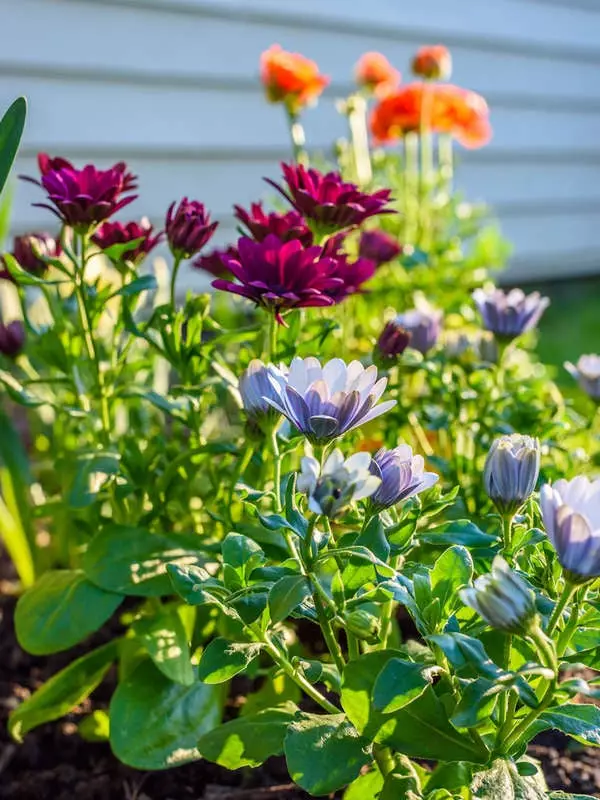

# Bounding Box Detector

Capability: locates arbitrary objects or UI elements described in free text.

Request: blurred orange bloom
[354,52,401,95]
[260,44,329,114]
[412,45,452,81]
[370,82,491,149]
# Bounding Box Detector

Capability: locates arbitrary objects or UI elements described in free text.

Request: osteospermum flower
[395,302,442,356]
[266,163,394,234]
[234,202,312,246]
[193,246,237,279]
[354,52,401,95]
[369,445,438,511]
[0,320,25,358]
[484,434,540,517]
[1,232,60,281]
[165,199,218,260]
[212,235,347,324]
[412,45,452,81]
[260,44,329,115]
[321,236,376,301]
[564,355,600,402]
[238,359,286,424]
[266,356,396,443]
[23,153,138,230]
[297,448,381,518]
[359,230,402,267]
[472,287,550,340]
[92,218,163,266]
[376,320,411,363]
[540,477,600,582]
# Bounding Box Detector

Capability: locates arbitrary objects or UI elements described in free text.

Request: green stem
[227,444,254,524]
[556,590,583,657]
[547,582,577,637]
[347,632,361,660]
[373,744,396,778]
[438,133,454,197]
[346,93,372,186]
[502,514,514,557]
[403,132,419,246]
[286,109,308,165]
[380,554,401,648]
[270,426,282,513]
[170,253,183,309]
[497,633,513,729]
[418,81,434,249]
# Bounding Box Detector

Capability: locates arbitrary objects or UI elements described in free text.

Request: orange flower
[412,45,452,81]
[260,44,329,114]
[369,82,491,149]
[354,52,401,95]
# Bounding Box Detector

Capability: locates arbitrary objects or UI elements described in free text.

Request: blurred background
[2,0,600,368]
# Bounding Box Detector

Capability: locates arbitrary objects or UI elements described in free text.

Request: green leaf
[470,759,546,800]
[221,532,265,586]
[198,703,297,768]
[256,510,300,534]
[343,770,384,800]
[68,452,120,508]
[110,660,223,769]
[525,703,600,748]
[102,239,145,263]
[197,637,261,684]
[1,252,68,286]
[549,794,599,800]
[241,670,301,717]
[372,658,431,713]
[15,570,123,655]
[132,607,194,686]
[323,545,395,577]
[8,640,118,742]
[341,651,489,763]
[83,525,208,597]
[420,519,498,547]
[430,545,473,617]
[451,678,501,728]
[0,97,26,196]
[269,575,312,623]
[284,713,371,796]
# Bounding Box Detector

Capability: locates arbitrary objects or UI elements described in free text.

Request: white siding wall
[3,0,600,285]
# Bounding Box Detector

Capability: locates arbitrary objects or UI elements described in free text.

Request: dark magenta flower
[234,202,312,245]
[212,234,345,324]
[23,153,138,230]
[266,163,395,233]
[92,218,163,266]
[0,320,25,358]
[193,246,236,279]
[165,198,218,260]
[376,320,411,362]
[1,232,60,281]
[359,229,401,267]
[322,234,376,300]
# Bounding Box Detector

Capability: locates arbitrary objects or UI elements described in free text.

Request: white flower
[238,359,286,420]
[460,556,536,633]
[564,354,600,401]
[297,448,381,518]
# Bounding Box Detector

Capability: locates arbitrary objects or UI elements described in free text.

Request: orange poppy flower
[412,45,452,81]
[260,44,329,114]
[354,52,401,95]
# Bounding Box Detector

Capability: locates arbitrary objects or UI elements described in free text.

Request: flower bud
[344,608,381,643]
[0,321,25,358]
[376,320,411,363]
[460,556,536,634]
[1,232,60,280]
[359,230,402,268]
[355,52,401,95]
[484,434,540,516]
[297,449,381,519]
[165,198,218,260]
[395,302,442,356]
[412,45,452,81]
[564,355,600,403]
[238,359,286,427]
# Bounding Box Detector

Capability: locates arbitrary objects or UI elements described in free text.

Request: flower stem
[497,632,512,729]
[403,132,419,245]
[502,513,514,557]
[269,425,283,513]
[170,253,183,309]
[547,581,577,637]
[418,82,434,249]
[286,110,308,165]
[373,744,396,777]
[438,133,454,197]
[346,93,373,186]
[380,554,401,648]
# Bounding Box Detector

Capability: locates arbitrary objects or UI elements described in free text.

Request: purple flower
[165,198,218,260]
[265,356,396,443]
[0,320,25,358]
[234,202,312,246]
[193,246,236,279]
[1,232,61,281]
[23,153,138,230]
[484,434,540,516]
[395,302,442,356]
[322,235,376,300]
[298,449,381,518]
[266,163,395,233]
[239,359,286,423]
[541,477,600,582]
[376,320,411,362]
[472,287,550,340]
[212,235,346,324]
[565,355,600,402]
[368,445,438,511]
[359,230,401,267]
[92,218,163,266]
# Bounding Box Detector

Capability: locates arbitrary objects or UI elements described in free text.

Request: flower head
[266,163,394,234]
[1,232,60,281]
[234,202,312,246]
[540,477,600,582]
[565,355,600,402]
[260,45,329,114]
[322,235,376,301]
[297,448,381,518]
[0,320,25,358]
[212,235,351,324]
[369,445,438,511]
[354,52,401,95]
[193,246,237,279]
[266,356,396,443]
[239,359,286,424]
[395,302,442,356]
[359,230,401,267]
[460,556,536,634]
[92,218,163,266]
[484,434,540,516]
[376,320,412,363]
[473,287,550,340]
[412,45,452,81]
[165,199,218,260]
[24,153,138,230]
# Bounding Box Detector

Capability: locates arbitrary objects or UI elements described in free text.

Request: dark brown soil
[1,582,599,799]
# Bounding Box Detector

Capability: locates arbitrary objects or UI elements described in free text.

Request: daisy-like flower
[233,202,312,246]
[266,356,396,443]
[472,287,550,341]
[395,301,442,356]
[92,218,163,267]
[369,445,438,511]
[412,45,452,81]
[238,359,286,424]
[540,476,600,583]
[359,229,402,268]
[260,45,329,115]
[297,448,381,518]
[165,198,218,260]
[193,246,237,279]
[1,232,60,281]
[564,355,600,402]
[354,52,401,95]
[484,434,540,517]
[266,163,394,234]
